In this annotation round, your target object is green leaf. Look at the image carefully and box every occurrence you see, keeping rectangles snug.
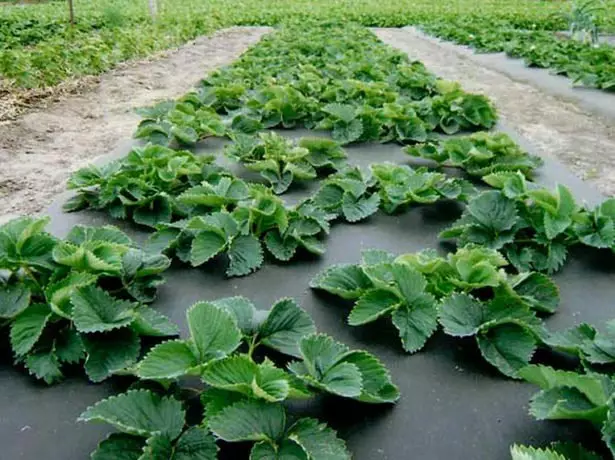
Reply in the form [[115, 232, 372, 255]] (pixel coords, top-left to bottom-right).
[[477, 324, 537, 378], [173, 427, 218, 460], [190, 231, 227, 266], [288, 418, 351, 460], [201, 354, 258, 395], [137, 340, 198, 380], [309, 264, 372, 300], [250, 440, 308, 460], [348, 289, 401, 326], [391, 300, 438, 353], [79, 389, 185, 439], [10, 303, 51, 356], [139, 435, 173, 460], [55, 327, 85, 364], [361, 249, 395, 265], [512, 273, 559, 314], [0, 284, 31, 319], [72, 285, 137, 333], [518, 365, 611, 408], [91, 433, 144, 460], [544, 213, 571, 240], [264, 231, 298, 262], [258, 298, 316, 358], [290, 334, 362, 398], [227, 234, 264, 277], [46, 271, 98, 318], [83, 328, 140, 382], [24, 348, 63, 384], [528, 387, 606, 424], [133, 196, 173, 228], [208, 399, 286, 442], [340, 351, 400, 403], [202, 355, 290, 402], [467, 191, 518, 232], [391, 263, 428, 303], [341, 193, 380, 223], [438, 293, 485, 337], [132, 307, 179, 337], [510, 444, 566, 460], [187, 301, 242, 362], [211, 296, 257, 334], [601, 399, 615, 458]]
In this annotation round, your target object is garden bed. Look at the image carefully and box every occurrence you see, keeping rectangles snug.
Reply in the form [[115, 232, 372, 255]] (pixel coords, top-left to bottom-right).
[[2, 126, 612, 459]]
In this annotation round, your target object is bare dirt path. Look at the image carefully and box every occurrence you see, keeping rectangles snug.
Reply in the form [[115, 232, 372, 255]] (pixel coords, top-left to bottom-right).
[[0, 26, 270, 217], [374, 27, 615, 197]]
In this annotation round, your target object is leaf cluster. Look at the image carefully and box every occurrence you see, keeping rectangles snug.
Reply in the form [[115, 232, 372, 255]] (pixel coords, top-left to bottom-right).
[[443, 172, 615, 273], [405, 131, 543, 178], [0, 218, 176, 383], [225, 132, 346, 194], [65, 144, 221, 227], [81, 296, 399, 459], [311, 246, 559, 377]]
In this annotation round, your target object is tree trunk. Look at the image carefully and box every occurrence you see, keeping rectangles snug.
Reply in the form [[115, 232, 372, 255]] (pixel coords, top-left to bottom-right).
[[67, 0, 75, 25], [148, 0, 158, 20]]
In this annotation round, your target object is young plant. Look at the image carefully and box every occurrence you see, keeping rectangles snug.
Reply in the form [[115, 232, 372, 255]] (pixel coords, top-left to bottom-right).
[[135, 101, 226, 146], [371, 162, 474, 214], [404, 132, 543, 178], [263, 202, 334, 261], [81, 297, 398, 458], [0, 218, 176, 384], [442, 173, 580, 273], [311, 246, 558, 377], [65, 144, 216, 227], [412, 80, 498, 135], [225, 132, 322, 194], [309, 166, 380, 223]]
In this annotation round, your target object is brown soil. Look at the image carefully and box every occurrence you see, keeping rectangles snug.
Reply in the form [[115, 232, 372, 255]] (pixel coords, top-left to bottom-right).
[[0, 26, 270, 218], [374, 27, 615, 196]]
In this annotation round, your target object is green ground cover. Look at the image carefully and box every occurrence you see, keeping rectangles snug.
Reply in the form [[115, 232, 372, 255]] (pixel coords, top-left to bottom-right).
[[2, 0, 614, 90]]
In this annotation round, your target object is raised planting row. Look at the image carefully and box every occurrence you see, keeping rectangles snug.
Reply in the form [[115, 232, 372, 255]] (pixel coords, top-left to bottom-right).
[[2, 22, 615, 459], [132, 22, 498, 147], [421, 17, 615, 91]]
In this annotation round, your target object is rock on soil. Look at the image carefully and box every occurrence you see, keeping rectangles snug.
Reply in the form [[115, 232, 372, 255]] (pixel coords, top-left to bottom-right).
[[0, 26, 271, 218]]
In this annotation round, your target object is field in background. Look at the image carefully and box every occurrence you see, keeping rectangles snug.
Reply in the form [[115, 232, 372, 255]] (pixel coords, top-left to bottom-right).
[[1, 0, 615, 91]]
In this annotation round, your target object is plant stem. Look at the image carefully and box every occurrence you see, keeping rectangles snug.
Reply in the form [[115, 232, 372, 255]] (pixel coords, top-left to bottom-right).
[[247, 335, 259, 359]]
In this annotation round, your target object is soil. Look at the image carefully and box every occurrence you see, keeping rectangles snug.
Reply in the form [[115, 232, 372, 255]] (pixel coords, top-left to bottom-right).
[[0, 26, 270, 218], [374, 27, 615, 197]]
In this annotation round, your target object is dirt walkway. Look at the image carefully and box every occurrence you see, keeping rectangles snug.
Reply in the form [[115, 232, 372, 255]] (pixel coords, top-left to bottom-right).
[[374, 28, 615, 197], [0, 27, 270, 217]]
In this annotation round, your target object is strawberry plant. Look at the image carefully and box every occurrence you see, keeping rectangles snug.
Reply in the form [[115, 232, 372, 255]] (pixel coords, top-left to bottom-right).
[[65, 144, 220, 227], [441, 174, 580, 273], [81, 297, 399, 458], [371, 162, 475, 214], [135, 102, 226, 147], [446, 172, 615, 274], [225, 132, 343, 194], [311, 246, 558, 377], [308, 165, 380, 223], [0, 217, 176, 383], [404, 132, 543, 178], [147, 185, 331, 276]]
